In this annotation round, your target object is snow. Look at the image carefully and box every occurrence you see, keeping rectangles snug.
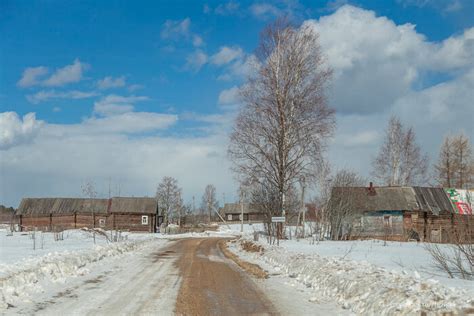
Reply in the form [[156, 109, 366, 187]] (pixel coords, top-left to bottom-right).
[[222, 224, 474, 315], [0, 228, 163, 310]]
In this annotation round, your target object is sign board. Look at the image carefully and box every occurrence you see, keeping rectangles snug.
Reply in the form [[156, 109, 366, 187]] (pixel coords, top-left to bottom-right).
[[271, 216, 285, 223]]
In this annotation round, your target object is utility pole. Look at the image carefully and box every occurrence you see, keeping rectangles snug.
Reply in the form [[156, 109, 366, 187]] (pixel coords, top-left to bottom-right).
[[240, 187, 244, 233], [300, 176, 306, 238]]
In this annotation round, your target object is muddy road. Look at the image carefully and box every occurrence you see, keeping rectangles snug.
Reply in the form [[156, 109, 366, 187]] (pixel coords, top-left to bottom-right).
[[174, 238, 277, 315]]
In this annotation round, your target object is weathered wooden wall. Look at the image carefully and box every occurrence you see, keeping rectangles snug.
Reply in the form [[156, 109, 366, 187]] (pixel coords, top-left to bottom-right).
[[110, 213, 155, 233]]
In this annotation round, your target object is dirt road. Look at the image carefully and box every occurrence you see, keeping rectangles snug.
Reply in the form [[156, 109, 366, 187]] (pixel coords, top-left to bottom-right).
[[8, 238, 277, 316], [174, 238, 277, 315]]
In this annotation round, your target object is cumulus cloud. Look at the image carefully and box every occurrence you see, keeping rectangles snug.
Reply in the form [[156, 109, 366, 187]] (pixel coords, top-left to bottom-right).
[[97, 76, 126, 90], [161, 18, 204, 47], [161, 18, 191, 39], [17, 66, 49, 88], [205, 1, 240, 15], [218, 86, 240, 106], [250, 3, 281, 18], [26, 90, 99, 104], [0, 112, 43, 150], [302, 5, 474, 115], [43, 59, 88, 87], [185, 50, 208, 72], [93, 94, 149, 116], [210, 46, 243, 66], [17, 59, 88, 88]]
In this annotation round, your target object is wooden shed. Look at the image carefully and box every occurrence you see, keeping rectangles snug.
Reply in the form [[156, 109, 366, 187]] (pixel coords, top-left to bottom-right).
[[109, 197, 158, 233]]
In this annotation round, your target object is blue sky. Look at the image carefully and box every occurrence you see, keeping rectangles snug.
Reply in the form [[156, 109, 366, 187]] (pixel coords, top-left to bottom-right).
[[1, 0, 473, 207]]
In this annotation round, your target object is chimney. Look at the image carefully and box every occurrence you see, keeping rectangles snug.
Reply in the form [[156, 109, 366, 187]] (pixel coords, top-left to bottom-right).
[[367, 182, 376, 196]]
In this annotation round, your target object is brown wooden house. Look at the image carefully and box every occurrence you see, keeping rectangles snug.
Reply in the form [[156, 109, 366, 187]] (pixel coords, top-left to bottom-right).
[[16, 197, 158, 233], [109, 197, 157, 233], [220, 203, 265, 222], [328, 184, 473, 242]]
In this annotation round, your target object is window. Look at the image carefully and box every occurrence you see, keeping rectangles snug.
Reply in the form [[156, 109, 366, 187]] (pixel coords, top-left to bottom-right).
[[141, 215, 148, 225], [99, 219, 106, 227], [227, 214, 232, 220]]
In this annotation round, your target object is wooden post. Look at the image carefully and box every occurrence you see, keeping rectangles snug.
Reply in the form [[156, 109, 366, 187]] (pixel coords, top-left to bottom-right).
[[74, 212, 77, 229], [19, 215, 23, 232], [49, 213, 52, 232]]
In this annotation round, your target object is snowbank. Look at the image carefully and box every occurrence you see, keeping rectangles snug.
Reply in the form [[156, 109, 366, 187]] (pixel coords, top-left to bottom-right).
[[0, 236, 159, 310], [229, 239, 474, 315]]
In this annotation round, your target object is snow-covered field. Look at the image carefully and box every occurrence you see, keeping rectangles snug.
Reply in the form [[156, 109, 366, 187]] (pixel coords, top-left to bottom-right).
[[221, 223, 474, 314]]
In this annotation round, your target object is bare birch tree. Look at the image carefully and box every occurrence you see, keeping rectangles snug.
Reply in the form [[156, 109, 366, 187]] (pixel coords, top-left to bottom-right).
[[201, 184, 218, 223], [228, 19, 335, 217], [372, 116, 428, 186], [434, 133, 473, 188], [155, 176, 182, 225], [322, 169, 365, 240]]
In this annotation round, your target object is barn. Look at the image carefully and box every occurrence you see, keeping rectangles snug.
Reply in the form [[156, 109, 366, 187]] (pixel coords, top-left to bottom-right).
[[16, 197, 159, 233]]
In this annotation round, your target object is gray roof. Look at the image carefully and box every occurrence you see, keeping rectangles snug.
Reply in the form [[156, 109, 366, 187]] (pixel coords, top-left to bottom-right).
[[329, 186, 418, 212], [329, 186, 457, 215], [17, 198, 109, 215], [109, 197, 157, 214], [17, 197, 157, 215], [412, 187, 455, 215]]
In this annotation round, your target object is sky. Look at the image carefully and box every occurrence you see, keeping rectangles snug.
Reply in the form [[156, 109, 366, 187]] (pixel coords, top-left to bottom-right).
[[1, 0, 473, 208]]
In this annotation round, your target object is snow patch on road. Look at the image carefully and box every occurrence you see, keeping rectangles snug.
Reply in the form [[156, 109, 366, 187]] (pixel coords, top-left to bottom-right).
[[229, 239, 474, 315]]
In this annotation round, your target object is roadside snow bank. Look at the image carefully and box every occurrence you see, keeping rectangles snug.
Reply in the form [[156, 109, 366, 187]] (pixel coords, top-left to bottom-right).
[[0, 238, 156, 309], [230, 240, 474, 315]]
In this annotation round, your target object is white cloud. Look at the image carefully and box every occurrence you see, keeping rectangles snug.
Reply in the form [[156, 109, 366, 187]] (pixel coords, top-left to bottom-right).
[[26, 90, 99, 104], [127, 84, 144, 92], [214, 1, 240, 15], [0, 112, 43, 150], [93, 94, 149, 116], [302, 5, 474, 115], [218, 86, 240, 106], [17, 66, 49, 88], [210, 46, 243, 66], [97, 76, 126, 90], [185, 50, 208, 72], [81, 112, 177, 134], [43, 59, 88, 87], [161, 18, 204, 48], [0, 111, 236, 209], [161, 18, 191, 39], [250, 3, 281, 18]]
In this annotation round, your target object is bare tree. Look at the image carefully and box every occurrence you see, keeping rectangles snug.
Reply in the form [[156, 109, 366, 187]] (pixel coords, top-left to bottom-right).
[[155, 176, 182, 225], [434, 135, 455, 187], [452, 134, 473, 188], [81, 181, 97, 243], [434, 133, 473, 188], [323, 169, 365, 240], [250, 180, 300, 242], [372, 116, 428, 186], [228, 19, 335, 218], [201, 184, 219, 223]]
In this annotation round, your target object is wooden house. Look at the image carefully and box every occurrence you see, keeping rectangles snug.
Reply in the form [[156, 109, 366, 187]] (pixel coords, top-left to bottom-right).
[[16, 198, 109, 231], [220, 203, 265, 222], [108, 197, 158, 233], [16, 197, 158, 233], [328, 184, 473, 242]]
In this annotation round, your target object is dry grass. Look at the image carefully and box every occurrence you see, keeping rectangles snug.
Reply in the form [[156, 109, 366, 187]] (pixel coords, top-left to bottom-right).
[[241, 240, 264, 253], [218, 240, 268, 279]]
